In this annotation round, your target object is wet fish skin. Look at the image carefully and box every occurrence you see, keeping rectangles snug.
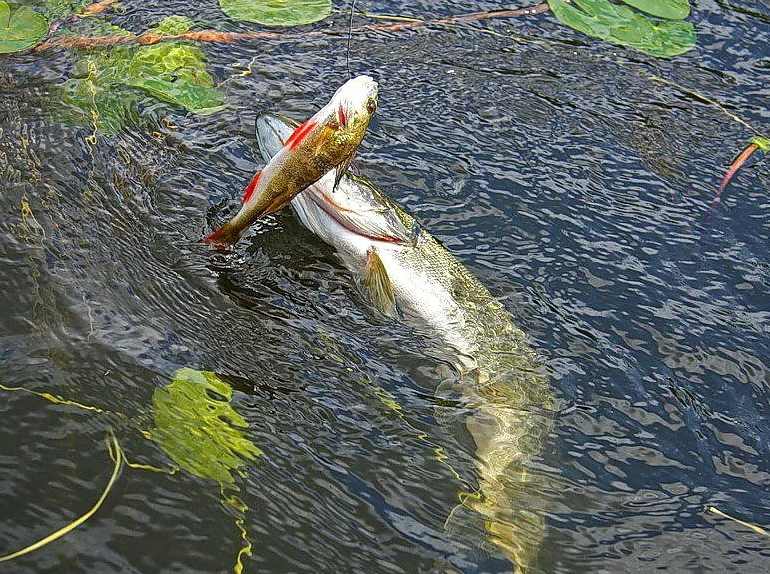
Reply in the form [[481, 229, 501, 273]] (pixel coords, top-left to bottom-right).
[[257, 113, 554, 573], [204, 75, 378, 248]]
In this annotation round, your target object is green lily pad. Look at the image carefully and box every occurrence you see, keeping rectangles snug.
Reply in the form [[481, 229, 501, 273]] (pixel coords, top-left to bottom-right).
[[620, 0, 690, 20], [220, 0, 331, 27], [0, 2, 48, 54], [547, 0, 696, 58], [151, 368, 262, 484]]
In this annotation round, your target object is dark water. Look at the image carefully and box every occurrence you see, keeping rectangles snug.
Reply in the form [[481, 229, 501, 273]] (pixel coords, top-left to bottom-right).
[[2, 1, 770, 572]]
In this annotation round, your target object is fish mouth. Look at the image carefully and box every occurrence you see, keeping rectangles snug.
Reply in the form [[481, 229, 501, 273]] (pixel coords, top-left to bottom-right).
[[302, 184, 406, 244]]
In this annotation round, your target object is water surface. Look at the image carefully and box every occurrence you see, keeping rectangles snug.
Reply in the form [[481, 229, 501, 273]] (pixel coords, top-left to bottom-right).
[[1, 1, 770, 573]]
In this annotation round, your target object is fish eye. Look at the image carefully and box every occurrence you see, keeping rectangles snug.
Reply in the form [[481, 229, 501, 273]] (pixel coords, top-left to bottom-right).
[[366, 97, 377, 115], [328, 117, 339, 130]]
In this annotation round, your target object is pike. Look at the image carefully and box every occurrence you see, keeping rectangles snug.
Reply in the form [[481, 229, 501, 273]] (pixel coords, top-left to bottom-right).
[[257, 113, 554, 573], [204, 75, 378, 247]]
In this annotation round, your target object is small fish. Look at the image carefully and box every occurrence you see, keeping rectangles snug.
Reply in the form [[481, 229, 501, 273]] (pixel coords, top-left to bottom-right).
[[204, 75, 378, 248]]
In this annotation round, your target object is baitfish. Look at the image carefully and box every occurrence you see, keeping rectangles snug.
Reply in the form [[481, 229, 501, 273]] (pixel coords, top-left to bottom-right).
[[256, 113, 554, 573], [205, 75, 378, 248]]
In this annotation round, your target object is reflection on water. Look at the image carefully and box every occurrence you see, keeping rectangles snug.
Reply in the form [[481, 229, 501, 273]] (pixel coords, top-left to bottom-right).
[[2, 1, 770, 573]]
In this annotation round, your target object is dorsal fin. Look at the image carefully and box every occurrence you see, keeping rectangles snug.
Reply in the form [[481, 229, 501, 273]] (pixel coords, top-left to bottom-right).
[[361, 247, 395, 317], [284, 120, 317, 151], [242, 171, 262, 205]]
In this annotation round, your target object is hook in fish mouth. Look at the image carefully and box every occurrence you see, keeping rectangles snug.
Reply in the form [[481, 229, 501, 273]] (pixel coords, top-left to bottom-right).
[[303, 184, 408, 245]]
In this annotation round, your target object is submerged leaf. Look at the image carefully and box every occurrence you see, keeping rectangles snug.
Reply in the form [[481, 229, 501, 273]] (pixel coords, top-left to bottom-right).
[[547, 0, 696, 58], [58, 17, 227, 133], [128, 31, 227, 114], [27, 0, 88, 20], [620, 0, 690, 20], [220, 0, 331, 27], [129, 77, 227, 114], [151, 368, 262, 484], [0, 2, 48, 54], [148, 14, 196, 35]]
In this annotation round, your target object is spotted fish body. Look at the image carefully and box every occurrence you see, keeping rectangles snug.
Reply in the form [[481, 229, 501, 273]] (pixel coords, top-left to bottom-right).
[[257, 113, 554, 573], [204, 76, 378, 247]]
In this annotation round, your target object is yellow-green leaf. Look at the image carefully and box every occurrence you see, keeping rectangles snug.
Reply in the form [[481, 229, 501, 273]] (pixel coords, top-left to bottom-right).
[[620, 0, 690, 21], [220, 0, 331, 27], [0, 2, 48, 54], [547, 0, 695, 58], [150, 368, 262, 484]]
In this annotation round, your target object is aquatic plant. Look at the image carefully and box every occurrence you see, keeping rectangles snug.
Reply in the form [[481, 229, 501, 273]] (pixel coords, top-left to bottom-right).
[[546, 0, 695, 57], [0, 370, 259, 568], [0, 2, 48, 54], [150, 368, 262, 484], [220, 0, 332, 26]]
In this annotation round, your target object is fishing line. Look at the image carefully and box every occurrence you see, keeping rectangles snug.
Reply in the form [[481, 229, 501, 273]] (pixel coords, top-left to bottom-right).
[[346, 0, 357, 78]]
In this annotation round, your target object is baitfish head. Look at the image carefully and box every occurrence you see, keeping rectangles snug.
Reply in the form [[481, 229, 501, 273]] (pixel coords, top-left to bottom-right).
[[308, 75, 378, 187], [322, 75, 378, 145]]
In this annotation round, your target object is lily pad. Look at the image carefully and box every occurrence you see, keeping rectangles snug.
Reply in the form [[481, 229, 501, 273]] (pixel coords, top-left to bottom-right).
[[547, 0, 696, 58], [620, 0, 690, 21], [0, 2, 48, 54], [220, 0, 331, 27], [151, 368, 262, 484]]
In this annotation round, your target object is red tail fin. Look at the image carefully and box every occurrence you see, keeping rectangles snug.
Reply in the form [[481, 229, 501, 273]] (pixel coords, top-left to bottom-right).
[[204, 222, 238, 247]]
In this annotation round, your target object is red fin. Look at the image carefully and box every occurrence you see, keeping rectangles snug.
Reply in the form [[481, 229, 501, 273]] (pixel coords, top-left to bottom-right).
[[338, 104, 347, 128], [243, 171, 262, 205], [284, 120, 317, 151], [204, 224, 231, 247]]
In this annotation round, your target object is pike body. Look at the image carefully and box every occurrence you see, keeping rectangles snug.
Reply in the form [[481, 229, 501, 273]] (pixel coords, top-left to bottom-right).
[[257, 113, 554, 573]]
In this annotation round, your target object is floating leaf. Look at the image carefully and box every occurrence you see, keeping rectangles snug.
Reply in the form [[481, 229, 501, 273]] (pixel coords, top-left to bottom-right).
[[220, 0, 331, 27], [547, 0, 696, 58], [620, 0, 690, 20], [151, 368, 262, 484], [0, 2, 48, 54]]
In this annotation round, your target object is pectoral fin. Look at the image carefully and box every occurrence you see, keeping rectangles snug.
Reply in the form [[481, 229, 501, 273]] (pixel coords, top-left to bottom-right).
[[361, 247, 396, 317], [334, 153, 356, 190]]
